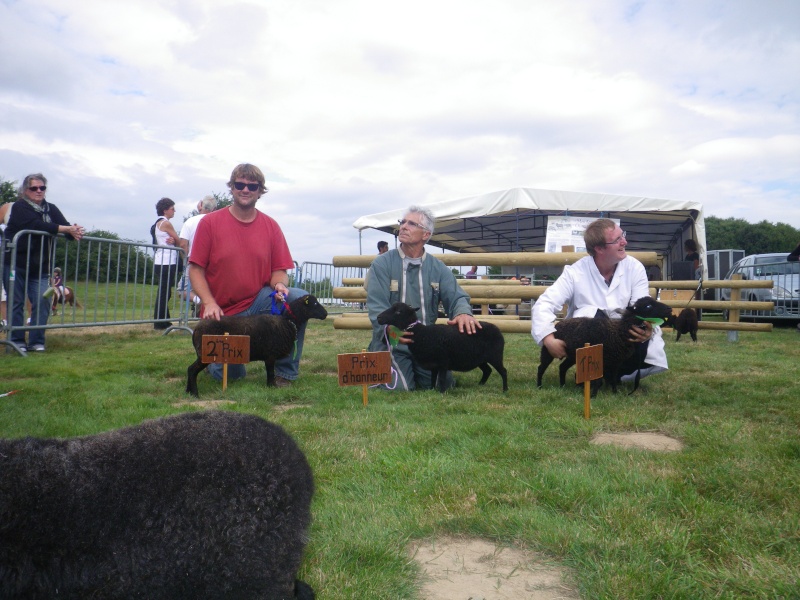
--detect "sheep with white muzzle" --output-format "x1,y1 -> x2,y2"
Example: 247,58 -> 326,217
536,296 -> 674,396
376,301 -> 508,392
0,410 -> 315,599
186,294 -> 328,397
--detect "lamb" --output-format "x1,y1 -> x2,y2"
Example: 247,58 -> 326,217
187,294 -> 328,397
0,410 -> 315,599
536,296 -> 674,396
376,301 -> 508,392
673,307 -> 698,342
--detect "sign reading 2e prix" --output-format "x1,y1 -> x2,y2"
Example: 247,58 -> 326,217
201,335 -> 251,364
337,351 -> 392,387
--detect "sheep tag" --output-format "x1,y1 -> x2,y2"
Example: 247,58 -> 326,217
201,334 -> 251,364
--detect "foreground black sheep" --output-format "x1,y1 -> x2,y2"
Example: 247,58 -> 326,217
537,296 -> 673,396
674,307 -> 699,342
0,410 -> 315,599
376,301 -> 508,392
187,294 -> 328,397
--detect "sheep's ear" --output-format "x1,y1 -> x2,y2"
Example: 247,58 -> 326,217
411,306 -> 420,311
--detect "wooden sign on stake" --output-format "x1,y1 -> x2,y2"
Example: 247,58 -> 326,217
575,343 -> 603,419
337,350 -> 392,406
202,334 -> 250,392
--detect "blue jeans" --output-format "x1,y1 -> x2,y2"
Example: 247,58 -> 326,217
2,267 -> 50,348
207,286 -> 309,382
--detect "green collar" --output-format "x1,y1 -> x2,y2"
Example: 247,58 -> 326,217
637,316 -> 665,326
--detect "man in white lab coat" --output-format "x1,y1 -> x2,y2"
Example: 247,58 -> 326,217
531,218 -> 667,382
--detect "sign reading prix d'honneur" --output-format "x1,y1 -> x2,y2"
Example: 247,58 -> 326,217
545,216 -> 620,253
337,351 -> 392,387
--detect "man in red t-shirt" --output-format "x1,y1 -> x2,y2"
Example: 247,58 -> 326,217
190,163 -> 308,387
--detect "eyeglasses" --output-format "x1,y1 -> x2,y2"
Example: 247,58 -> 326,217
233,182 -> 260,192
398,218 -> 428,231
602,230 -> 627,246
28,186 -> 47,192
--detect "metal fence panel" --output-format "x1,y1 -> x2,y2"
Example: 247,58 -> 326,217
2,231 -> 191,355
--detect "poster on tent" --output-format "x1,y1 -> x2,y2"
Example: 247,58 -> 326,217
544,216 -> 620,253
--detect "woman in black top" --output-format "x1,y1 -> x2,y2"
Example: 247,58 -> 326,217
2,174 -> 85,353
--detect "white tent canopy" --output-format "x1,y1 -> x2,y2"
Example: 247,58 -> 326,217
353,187 -> 706,278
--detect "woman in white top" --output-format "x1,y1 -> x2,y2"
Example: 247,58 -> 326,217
0,202 -> 9,327
152,197 -> 187,330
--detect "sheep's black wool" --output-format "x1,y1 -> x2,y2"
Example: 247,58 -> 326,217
674,307 -> 699,342
187,294 -> 328,396
537,296 -> 673,396
0,410 -> 315,599
377,301 -> 508,392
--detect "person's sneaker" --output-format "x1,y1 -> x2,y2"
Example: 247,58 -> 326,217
29,344 -> 46,352
274,376 -> 293,388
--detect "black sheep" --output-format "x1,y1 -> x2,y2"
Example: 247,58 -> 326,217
187,294 -> 328,397
674,307 -> 699,342
536,296 -> 673,396
0,410 -> 315,599
376,301 -> 508,392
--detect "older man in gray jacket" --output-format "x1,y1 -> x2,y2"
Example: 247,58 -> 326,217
366,205 -> 479,391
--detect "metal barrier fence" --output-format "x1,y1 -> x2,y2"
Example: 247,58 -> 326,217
1,232 -> 366,357
294,260 -> 368,311
2,230 -> 191,356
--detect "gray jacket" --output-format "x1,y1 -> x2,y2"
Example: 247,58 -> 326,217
366,247 -> 472,351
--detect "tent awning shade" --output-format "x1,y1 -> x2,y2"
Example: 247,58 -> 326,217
353,188 -> 705,269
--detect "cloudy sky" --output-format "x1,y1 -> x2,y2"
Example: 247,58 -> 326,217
2,0 -> 798,264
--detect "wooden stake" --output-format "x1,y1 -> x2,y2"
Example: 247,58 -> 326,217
362,349 -> 368,406
222,332 -> 229,392
583,343 -> 591,419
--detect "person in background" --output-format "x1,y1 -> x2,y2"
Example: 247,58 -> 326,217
365,205 -> 480,391
684,239 -> 701,277
1,201 -> 10,328
177,195 -> 217,310
189,163 -> 309,388
45,266 -> 64,312
683,239 -> 703,320
151,197 -> 186,330
787,241 -> 800,262
2,174 -> 85,353
531,218 -> 667,383
377,240 -> 389,254
465,265 -> 478,279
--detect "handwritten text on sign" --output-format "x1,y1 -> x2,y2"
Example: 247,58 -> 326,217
337,351 -> 392,386
575,344 -> 603,384
201,335 -> 250,364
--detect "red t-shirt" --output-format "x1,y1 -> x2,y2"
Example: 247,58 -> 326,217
189,208 -> 294,316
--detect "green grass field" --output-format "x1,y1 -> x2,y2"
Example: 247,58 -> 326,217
1,320 -> 798,599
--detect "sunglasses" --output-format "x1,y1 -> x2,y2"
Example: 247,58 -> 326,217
28,186 -> 47,192
233,182 -> 260,192
397,218 -> 428,231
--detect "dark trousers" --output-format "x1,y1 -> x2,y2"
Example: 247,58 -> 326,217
153,263 -> 179,326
